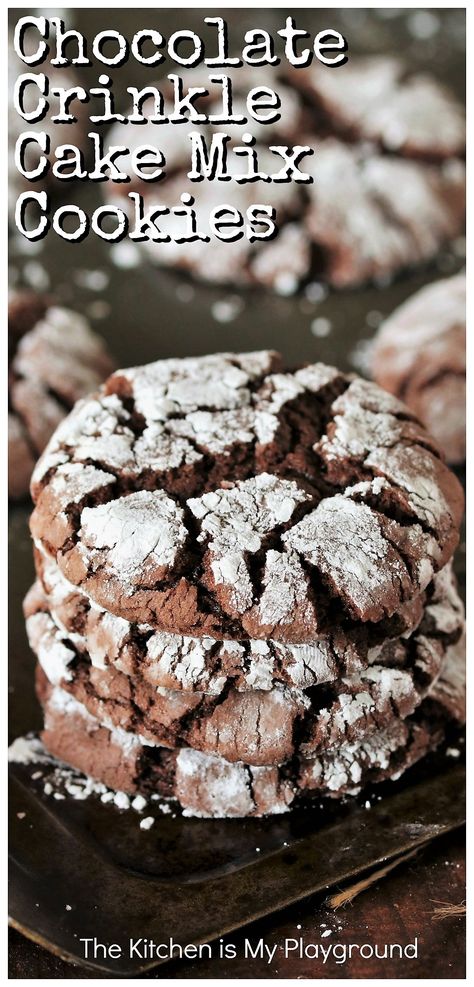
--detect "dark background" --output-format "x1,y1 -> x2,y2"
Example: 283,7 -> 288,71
9,7 -> 466,978
9,7 -> 466,371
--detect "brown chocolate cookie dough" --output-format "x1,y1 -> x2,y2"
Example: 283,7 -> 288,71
30,548 -> 459,696
104,58 -> 465,291
371,273 -> 466,465
36,637 -> 465,817
25,560 -> 463,766
30,352 -> 464,643
8,292 -> 115,499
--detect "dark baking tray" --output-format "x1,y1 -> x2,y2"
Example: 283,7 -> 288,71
9,759 -> 466,976
9,6 -> 466,976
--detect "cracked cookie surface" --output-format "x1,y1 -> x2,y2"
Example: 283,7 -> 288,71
30,350 -> 464,643
36,635 -> 465,817
26,561 -> 464,766
31,549 -> 459,695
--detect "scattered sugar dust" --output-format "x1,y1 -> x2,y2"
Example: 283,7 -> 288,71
211,295 -> 245,323
310,317 -> 332,338
8,734 -> 177,825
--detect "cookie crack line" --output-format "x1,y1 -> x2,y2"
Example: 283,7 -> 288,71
30,653 -> 465,816
30,351 -> 464,644
25,559 -> 463,768
32,551 -> 460,697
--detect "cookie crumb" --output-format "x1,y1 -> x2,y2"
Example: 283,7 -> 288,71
366,310 -> 383,328
176,283 -> 195,303
274,271 -> 298,296
23,261 -> 50,291
86,300 -> 111,320
131,794 -> 147,812
113,791 -> 130,810
407,10 -> 440,40
311,316 -> 332,338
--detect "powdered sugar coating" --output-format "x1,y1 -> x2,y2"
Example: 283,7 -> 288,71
169,408 -> 257,456
372,273 -> 466,464
79,490 -> 188,588
103,57 -> 465,292
255,550 -> 318,630
14,306 -> 112,404
290,56 -> 465,158
284,495 -> 410,622
34,633 -> 465,816
26,611 -> 75,686
26,563 -> 463,767
304,140 -> 464,289
9,293 -> 114,499
176,749 -> 294,817
31,351 -> 463,642
115,351 -> 277,421
32,549 -> 451,696
189,474 -> 310,612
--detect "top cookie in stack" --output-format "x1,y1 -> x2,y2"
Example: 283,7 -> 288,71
30,350 -> 463,640
27,351 -> 465,816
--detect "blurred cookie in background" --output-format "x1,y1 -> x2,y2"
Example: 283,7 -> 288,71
287,55 -> 465,159
8,292 -> 115,499
104,56 -> 465,293
371,273 -> 465,465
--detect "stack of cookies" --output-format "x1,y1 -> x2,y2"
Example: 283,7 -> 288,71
25,351 -> 465,817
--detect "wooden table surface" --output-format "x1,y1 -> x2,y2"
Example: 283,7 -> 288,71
9,828 -> 465,979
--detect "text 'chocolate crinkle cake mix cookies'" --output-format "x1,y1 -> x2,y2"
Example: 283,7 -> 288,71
105,57 -> 465,291
26,350 -> 465,817
8,292 -> 115,499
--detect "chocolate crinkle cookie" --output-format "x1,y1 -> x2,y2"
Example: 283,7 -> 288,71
30,350 -> 464,641
19,349 -> 464,818
35,636 -> 465,817
371,272 -> 466,465
30,545 -> 430,694
8,292 -> 115,499
105,58 -> 465,291
24,559 -> 464,767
